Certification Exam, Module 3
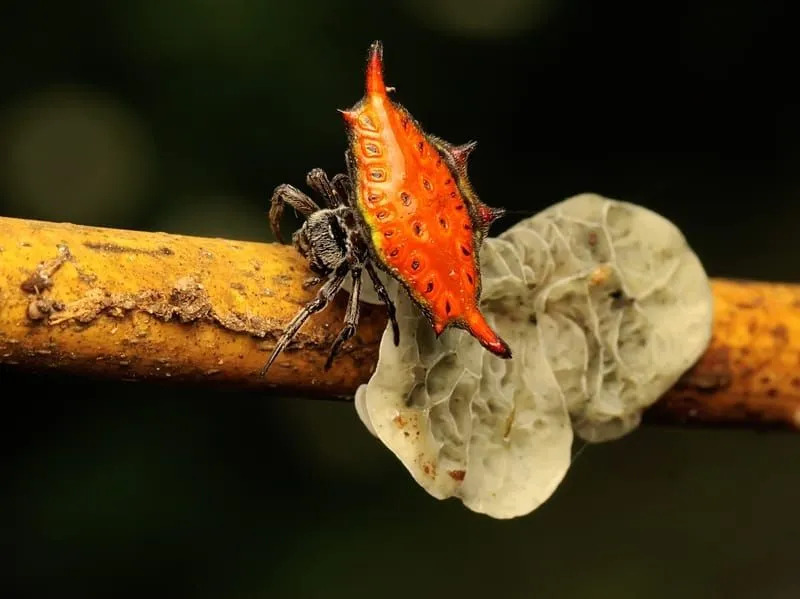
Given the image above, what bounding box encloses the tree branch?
[1,216,798,430]
[647,278,800,430]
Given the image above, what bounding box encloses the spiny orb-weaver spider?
[261,167,401,376]
[260,40,511,377]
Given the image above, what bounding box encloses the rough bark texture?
[648,279,800,430]
[0,216,387,398]
[1,216,798,429]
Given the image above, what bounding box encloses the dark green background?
[3,1,798,597]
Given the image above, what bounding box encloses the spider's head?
[292,210,349,277]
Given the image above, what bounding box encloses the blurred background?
[3,0,798,597]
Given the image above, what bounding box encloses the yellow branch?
[0,216,387,397]
[1,216,799,430]
[649,279,800,430]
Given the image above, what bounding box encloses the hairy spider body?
[294,206,365,276]
[260,41,510,377]
[261,168,400,377]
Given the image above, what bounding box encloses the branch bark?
[1,216,798,430]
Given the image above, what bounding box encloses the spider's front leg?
[306,168,352,208]
[259,267,347,377]
[330,174,353,206]
[302,276,323,289]
[324,267,362,370]
[365,263,400,346]
[269,184,321,244]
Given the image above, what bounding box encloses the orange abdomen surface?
[341,42,511,359]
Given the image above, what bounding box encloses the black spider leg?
[324,267,362,370]
[259,266,348,377]
[330,174,352,206]
[269,184,320,244]
[306,168,349,208]
[365,262,400,346]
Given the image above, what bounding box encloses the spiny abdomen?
[341,41,511,359]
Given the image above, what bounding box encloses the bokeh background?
[3,1,798,597]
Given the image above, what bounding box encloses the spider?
[260,40,510,377]
[259,167,400,376]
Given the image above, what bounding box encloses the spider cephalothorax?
[260,40,510,377]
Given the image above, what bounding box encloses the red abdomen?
[341,42,511,359]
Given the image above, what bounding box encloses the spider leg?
[302,275,322,289]
[365,263,400,346]
[341,149,364,207]
[324,267,362,370]
[330,173,353,207]
[269,184,321,244]
[259,268,347,377]
[306,168,346,208]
